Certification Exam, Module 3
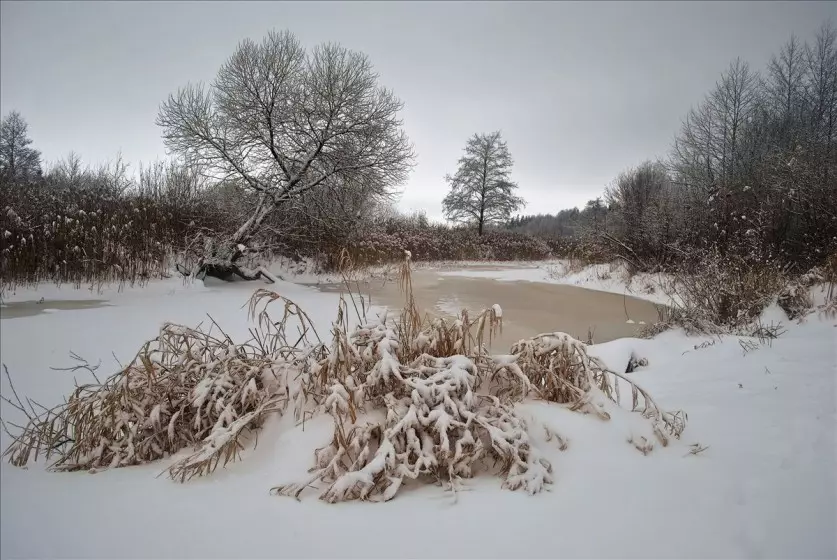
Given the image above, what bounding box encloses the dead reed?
[271,257,686,502]
[1,292,319,481]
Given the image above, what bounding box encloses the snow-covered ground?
[1,272,834,559]
[436,260,677,306]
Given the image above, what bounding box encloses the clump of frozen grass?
[506,334,683,440]
[273,349,554,502]
[1,292,322,481]
[638,252,791,339]
[796,254,837,319]
[3,255,687,503]
[819,253,837,318]
[776,265,829,320]
[272,258,686,502]
[640,257,837,339]
[777,282,814,320]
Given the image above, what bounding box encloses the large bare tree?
[157,29,414,277]
[442,131,525,235]
[766,35,806,127]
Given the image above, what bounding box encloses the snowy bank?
[436,260,677,305]
[0,277,834,559]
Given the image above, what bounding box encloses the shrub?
[329,223,554,269]
[642,249,788,336]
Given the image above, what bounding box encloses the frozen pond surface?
[316,266,660,347]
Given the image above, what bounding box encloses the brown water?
[318,268,660,349]
[0,299,112,319]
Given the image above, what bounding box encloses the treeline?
[0,141,557,290]
[2,25,835,291]
[506,200,606,239]
[509,25,837,273]
[1,155,238,289]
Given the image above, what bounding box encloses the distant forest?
[505,198,608,239]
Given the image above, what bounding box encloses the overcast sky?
[1,1,833,219]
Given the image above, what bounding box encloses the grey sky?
[1,1,834,220]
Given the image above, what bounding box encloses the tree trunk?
[188,193,279,283]
[231,193,274,246]
[478,200,485,236]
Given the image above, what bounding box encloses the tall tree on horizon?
[0,111,42,184]
[442,130,525,235]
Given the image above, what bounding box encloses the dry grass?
[639,252,794,339]
[271,257,686,502]
[777,283,814,320]
[799,255,837,319]
[3,255,688,503]
[684,443,709,457]
[776,264,830,321]
[1,292,320,480]
[673,261,784,330]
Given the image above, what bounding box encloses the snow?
[1,271,835,559]
[254,255,398,286]
[436,260,677,305]
[435,295,467,316]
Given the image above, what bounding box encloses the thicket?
[0,159,239,292]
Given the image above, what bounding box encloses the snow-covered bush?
[778,279,814,320]
[322,220,554,269]
[2,292,320,479]
[644,249,787,336]
[270,263,685,502]
[273,303,685,501]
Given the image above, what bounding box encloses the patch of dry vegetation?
[1,296,319,480]
[638,252,792,339]
[2,255,687,502]
[637,251,837,343]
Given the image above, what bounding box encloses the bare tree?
[156,29,414,276]
[803,22,837,183]
[711,59,762,186]
[260,172,398,260]
[603,161,675,263]
[49,151,84,183]
[137,158,209,207]
[673,101,718,191]
[766,35,806,126]
[442,131,525,235]
[673,59,762,192]
[582,197,607,233]
[581,26,837,272]
[0,111,42,184]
